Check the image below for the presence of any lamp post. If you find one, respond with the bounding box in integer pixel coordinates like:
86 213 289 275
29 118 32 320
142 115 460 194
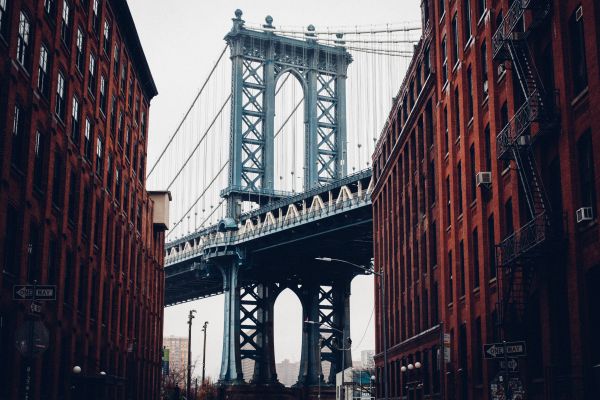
201 321 208 387
370 375 376 400
187 310 197 399
304 320 351 400
315 257 389 400
401 362 423 400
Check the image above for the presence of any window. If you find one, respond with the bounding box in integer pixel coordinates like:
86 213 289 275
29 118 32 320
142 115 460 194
446 176 451 227
441 36 448 84
457 162 463 214
128 77 134 110
71 96 80 144
118 112 124 143
488 214 496 278
484 124 491 171
38 45 50 98
481 41 488 96
103 19 110 54
75 28 84 72
569 6 588 96
52 153 63 208
84 118 92 160
55 72 66 120
463 0 472 42
577 131 596 216
141 111 147 138
459 240 465 296
92 0 100 33
125 126 131 160
96 135 103 176
60 1 71 45
115 165 121 203
99 75 107 115
44 0 55 17
33 131 45 191
0 0 7 38
443 107 449 155
479 0 486 20
505 198 514 238
452 14 459 65
439 0 445 17
106 154 113 193
454 87 461 140
470 144 476 201
120 61 127 92
113 44 120 78
430 222 437 267
447 250 453 303
473 228 480 288
88 53 96 96
466 66 473 121
17 12 31 68
474 317 483 383
3 204 21 274
429 160 436 203
11 105 25 170
106 103 116 142
68 171 78 224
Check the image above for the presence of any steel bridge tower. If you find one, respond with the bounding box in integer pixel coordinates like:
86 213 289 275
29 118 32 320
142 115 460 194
222 9 352 218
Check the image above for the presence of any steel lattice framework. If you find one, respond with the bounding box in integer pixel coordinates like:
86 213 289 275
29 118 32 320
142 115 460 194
223 10 352 216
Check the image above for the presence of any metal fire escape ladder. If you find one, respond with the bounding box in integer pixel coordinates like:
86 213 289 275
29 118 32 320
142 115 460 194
492 0 555 328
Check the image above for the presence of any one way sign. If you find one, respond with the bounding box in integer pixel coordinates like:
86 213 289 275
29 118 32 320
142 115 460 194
483 341 527 359
13 285 57 301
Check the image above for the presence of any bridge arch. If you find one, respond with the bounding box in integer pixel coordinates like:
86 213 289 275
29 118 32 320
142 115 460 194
273 287 304 386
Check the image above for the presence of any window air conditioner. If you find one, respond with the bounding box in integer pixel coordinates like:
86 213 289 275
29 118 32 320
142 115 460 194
476 172 492 187
576 207 593 223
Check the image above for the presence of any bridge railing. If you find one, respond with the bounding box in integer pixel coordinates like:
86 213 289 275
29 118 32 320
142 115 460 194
163 174 374 266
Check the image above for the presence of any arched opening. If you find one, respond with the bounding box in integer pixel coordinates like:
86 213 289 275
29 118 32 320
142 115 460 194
273 71 305 193
274 288 303 387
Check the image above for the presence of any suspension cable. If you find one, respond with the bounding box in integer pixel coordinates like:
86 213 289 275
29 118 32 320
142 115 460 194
147 45 228 179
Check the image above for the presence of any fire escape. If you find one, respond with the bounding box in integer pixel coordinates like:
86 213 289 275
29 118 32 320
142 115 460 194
491 0 556 330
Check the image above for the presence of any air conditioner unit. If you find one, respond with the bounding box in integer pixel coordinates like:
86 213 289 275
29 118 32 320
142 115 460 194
497 64 506 76
576 207 593 223
476 172 492 187
517 135 531 146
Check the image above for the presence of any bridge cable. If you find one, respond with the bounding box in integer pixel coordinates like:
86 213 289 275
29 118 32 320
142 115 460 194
165 94 232 191
147 44 228 179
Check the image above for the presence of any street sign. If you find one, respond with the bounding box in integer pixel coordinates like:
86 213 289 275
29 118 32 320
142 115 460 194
29 302 42 314
499 358 519 373
484 341 527 359
13 285 56 301
443 333 451 363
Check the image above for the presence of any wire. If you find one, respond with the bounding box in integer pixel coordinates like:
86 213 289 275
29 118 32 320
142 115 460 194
353 304 374 350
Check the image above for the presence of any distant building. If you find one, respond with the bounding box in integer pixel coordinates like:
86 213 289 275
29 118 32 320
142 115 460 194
276 359 300 387
163 336 189 377
241 358 255 382
360 350 375 370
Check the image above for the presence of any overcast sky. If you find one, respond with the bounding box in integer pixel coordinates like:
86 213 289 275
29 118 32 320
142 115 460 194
127 0 421 382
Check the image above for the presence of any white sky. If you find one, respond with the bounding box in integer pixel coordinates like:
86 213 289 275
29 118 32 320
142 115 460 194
127 0 421 382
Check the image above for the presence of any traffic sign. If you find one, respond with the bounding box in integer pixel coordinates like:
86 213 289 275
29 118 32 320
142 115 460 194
499 358 519 372
484 341 527 359
30 302 42 314
13 285 56 301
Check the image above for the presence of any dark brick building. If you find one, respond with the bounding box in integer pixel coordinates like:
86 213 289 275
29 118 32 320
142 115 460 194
372 0 600 399
0 0 168 399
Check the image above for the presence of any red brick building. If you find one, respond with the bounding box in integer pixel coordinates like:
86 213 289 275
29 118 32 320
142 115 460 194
0 1 168 399
372 0 600 399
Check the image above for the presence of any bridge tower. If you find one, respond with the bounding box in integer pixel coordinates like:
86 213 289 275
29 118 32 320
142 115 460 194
222 9 352 219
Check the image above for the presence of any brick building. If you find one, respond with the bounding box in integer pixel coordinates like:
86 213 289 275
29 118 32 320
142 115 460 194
0 1 168 399
372 0 600 399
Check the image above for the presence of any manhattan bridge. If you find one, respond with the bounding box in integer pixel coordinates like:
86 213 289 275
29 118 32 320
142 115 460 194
147 10 422 399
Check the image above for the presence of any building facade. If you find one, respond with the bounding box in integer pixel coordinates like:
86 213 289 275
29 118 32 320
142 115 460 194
373 0 600 399
163 336 189 388
0 1 166 399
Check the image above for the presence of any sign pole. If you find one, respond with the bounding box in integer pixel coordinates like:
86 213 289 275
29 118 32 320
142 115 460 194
24 280 38 400
502 340 509 399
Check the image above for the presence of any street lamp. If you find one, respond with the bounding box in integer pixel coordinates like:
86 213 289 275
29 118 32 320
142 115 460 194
315 257 389 400
305 320 351 399
72 366 82 374
402 362 423 400
187 310 197 400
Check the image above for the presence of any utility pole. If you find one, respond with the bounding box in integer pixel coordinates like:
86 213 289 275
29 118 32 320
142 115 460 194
187 309 196 399
201 321 208 386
